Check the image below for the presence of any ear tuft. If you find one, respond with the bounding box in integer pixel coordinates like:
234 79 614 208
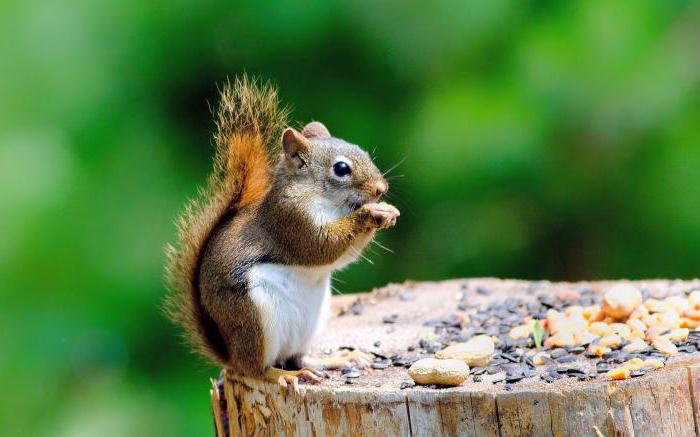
302 121 331 139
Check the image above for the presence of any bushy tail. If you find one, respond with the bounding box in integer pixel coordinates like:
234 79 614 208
164 76 288 363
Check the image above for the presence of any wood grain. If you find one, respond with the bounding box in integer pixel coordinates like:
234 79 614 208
210 279 700 436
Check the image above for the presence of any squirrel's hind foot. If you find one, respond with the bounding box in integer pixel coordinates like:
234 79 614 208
264 367 323 394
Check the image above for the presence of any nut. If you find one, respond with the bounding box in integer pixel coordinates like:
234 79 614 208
544 331 576 348
564 305 584 317
645 298 671 313
622 338 649 353
682 309 700 321
577 331 600 345
665 295 689 313
681 318 700 329
532 352 549 366
548 315 587 335
435 335 495 367
642 358 664 369
652 336 678 356
583 305 601 320
598 334 622 348
621 358 645 371
408 358 470 386
608 367 630 380
557 289 582 303
689 291 700 309
626 318 647 333
664 328 689 343
509 324 531 340
588 344 612 357
602 284 643 320
653 311 681 329
589 322 612 337
610 323 632 339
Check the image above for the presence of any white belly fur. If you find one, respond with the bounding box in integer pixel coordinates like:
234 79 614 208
247 263 332 366
247 235 373 367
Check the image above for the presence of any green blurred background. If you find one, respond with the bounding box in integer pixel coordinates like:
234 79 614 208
2 0 699 434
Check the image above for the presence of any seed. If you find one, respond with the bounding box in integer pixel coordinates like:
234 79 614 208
476 287 491 296
399 292 416 301
344 370 361 379
400 381 415 390
555 355 577 363
350 303 364 315
550 348 567 359
382 314 398 324
371 360 390 370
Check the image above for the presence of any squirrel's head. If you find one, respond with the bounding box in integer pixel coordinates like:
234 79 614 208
277 122 387 221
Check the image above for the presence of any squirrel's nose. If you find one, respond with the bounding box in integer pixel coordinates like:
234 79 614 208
372 181 387 199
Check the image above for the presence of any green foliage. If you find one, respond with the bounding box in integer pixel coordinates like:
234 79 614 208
2 0 700 434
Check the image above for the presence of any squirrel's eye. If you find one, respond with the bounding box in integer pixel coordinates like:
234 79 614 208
333 161 352 178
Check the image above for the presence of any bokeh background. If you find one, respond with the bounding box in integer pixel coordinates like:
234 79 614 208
2 0 700 434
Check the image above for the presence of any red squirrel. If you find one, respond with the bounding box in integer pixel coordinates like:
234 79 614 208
164 76 399 391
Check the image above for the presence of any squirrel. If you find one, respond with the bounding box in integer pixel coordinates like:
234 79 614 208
164 76 399 391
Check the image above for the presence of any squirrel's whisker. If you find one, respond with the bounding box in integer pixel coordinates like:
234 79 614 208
372 239 394 253
382 157 407 177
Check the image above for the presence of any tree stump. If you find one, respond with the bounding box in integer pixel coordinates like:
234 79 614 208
210 279 700 436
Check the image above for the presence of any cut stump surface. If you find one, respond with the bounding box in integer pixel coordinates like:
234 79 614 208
211 278 700 436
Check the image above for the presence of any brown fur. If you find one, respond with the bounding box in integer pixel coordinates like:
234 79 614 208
164 76 288 365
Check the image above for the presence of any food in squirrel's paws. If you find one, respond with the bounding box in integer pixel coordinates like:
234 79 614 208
164 76 399 389
362 202 400 229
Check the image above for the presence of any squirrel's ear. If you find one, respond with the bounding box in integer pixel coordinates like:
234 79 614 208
282 128 311 167
302 121 331 139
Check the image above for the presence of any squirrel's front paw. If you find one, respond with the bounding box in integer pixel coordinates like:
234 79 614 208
360 202 400 229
